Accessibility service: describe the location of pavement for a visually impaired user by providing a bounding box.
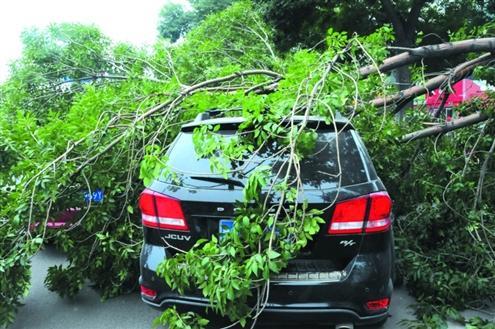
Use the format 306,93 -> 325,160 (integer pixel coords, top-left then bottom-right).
10,247 -> 158,329
9,246 -> 485,329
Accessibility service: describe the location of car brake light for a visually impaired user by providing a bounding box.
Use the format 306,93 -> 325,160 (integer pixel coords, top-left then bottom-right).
140,285 -> 157,299
365,297 -> 390,311
366,192 -> 392,233
328,192 -> 392,235
139,189 -> 189,231
328,196 -> 367,234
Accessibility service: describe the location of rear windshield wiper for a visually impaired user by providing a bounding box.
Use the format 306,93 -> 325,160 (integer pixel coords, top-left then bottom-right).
189,176 -> 245,189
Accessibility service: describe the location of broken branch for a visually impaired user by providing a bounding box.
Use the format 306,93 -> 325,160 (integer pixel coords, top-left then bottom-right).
371,53 -> 495,110
360,37 -> 495,77
401,112 -> 490,143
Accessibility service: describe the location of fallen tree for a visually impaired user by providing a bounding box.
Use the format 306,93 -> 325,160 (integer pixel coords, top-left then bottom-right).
0,8 -> 494,329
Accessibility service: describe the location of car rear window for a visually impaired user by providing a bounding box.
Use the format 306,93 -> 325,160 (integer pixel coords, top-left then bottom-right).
163,129 -> 369,190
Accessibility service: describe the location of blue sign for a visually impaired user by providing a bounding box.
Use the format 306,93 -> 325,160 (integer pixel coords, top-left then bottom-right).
219,219 -> 234,235
84,188 -> 104,204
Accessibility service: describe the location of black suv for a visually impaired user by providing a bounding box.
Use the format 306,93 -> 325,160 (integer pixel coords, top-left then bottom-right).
139,113 -> 394,328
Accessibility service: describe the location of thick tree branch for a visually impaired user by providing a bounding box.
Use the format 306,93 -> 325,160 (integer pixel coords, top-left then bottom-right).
360,37 -> 495,77
371,52 -> 495,109
51,75 -> 129,88
401,112 -> 490,142
433,90 -> 450,118
180,69 -> 282,94
72,69 -> 283,173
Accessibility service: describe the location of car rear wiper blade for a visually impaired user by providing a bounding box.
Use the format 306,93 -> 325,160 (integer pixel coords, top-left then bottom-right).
189,176 -> 245,188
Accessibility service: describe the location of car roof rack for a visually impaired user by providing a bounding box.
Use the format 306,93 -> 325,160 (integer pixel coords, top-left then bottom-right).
192,108 -> 348,122
193,109 -> 222,122
193,108 -> 242,122
183,110 -> 352,132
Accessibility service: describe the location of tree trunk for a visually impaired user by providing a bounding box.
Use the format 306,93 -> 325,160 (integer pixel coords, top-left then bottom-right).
391,35 -> 415,118
378,0 -> 430,118
392,62 -> 412,119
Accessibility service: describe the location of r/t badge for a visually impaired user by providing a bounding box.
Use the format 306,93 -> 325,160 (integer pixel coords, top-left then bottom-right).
340,240 -> 356,247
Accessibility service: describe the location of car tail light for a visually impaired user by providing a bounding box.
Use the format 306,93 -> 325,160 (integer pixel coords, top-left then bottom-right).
328,192 -> 392,235
365,297 -> 390,311
366,192 -> 392,233
140,285 -> 157,299
139,189 -> 189,231
328,196 -> 367,234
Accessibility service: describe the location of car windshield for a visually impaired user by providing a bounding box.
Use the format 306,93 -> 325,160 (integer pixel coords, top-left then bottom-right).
162,129 -> 368,190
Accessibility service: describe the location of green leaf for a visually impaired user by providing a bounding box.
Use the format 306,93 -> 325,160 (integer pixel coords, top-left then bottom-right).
267,250 -> 280,259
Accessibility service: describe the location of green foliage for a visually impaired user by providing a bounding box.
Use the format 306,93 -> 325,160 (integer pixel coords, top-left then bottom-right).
45,265 -> 85,298
354,94 -> 495,328
189,0 -> 236,19
1,3 -> 494,329
158,3 -> 195,42
154,307 -> 209,329
0,4 -> 280,327
157,0 -> 235,42
152,27 -> 400,328
391,116 -> 495,326
156,195 -> 325,326
140,145 -> 169,187
449,22 -> 495,83
0,23 -> 113,120
255,0 -> 494,52
254,0 -> 348,51
0,23 -> 172,327
0,238 -> 39,326
168,1 -> 278,83
465,317 -> 495,329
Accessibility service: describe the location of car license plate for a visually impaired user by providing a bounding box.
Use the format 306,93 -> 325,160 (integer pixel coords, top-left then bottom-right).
219,219 -> 234,236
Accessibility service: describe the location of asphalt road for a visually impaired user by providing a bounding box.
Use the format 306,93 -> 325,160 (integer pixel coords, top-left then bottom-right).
11,247 -> 158,329
9,247 -> 472,329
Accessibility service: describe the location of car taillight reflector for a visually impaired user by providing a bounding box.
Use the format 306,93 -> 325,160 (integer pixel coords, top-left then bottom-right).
365,297 -> 390,311
328,192 -> 392,235
140,285 -> 157,299
139,189 -> 189,231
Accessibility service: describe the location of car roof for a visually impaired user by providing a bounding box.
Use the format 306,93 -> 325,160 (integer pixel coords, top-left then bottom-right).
181,114 -> 353,132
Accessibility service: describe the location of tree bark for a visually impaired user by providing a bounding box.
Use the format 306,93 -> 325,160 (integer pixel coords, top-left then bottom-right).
378,0 -> 431,117
401,112 -> 490,142
405,0 -> 430,41
379,0 -> 408,42
392,66 -> 412,119
360,38 -> 495,77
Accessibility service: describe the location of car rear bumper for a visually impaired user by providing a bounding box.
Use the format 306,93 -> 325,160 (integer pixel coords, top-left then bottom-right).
141,295 -> 389,326
139,241 -> 393,326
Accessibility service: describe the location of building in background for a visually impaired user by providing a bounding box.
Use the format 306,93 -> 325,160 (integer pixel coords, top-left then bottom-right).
425,79 -> 494,121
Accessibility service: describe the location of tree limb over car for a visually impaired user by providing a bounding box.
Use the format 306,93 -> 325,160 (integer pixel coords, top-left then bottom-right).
359,37 -> 495,77
371,52 -> 495,110
401,112 -> 490,143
